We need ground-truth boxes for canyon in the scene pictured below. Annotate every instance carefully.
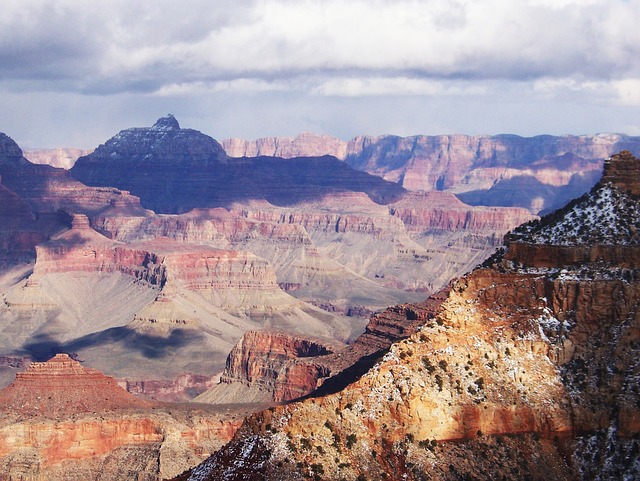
[176,151,640,480]
[30,128,640,217]
[0,117,535,392]
[1,117,638,480]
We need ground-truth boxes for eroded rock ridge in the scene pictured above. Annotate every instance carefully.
[182,152,640,480]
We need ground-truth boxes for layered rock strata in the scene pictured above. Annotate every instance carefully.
[223,132,348,159]
[0,353,150,417]
[23,147,92,169]
[0,354,249,481]
[196,331,339,404]
[180,152,640,481]
[223,132,640,213]
[198,290,450,405]
[0,211,353,385]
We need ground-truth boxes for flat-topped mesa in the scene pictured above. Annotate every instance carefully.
[602,149,640,195]
[0,354,151,418]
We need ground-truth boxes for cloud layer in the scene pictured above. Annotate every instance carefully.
[1,0,639,147]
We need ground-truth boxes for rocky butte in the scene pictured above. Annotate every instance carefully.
[70,115,406,214]
[0,354,248,481]
[178,151,640,480]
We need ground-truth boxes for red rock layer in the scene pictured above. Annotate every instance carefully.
[390,191,534,233]
[0,353,249,480]
[201,289,451,404]
[504,242,640,268]
[0,354,151,418]
[213,331,334,403]
[32,218,280,293]
[120,372,219,402]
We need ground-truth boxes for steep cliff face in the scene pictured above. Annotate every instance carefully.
[182,152,640,481]
[0,182,51,255]
[23,147,92,169]
[0,354,246,481]
[226,192,534,298]
[196,331,338,404]
[223,132,348,159]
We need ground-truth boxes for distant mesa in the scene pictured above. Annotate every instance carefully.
[70,116,405,213]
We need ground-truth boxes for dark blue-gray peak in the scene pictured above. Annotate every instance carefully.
[152,114,180,130]
[70,118,405,214]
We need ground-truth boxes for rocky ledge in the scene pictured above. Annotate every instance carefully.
[196,331,338,404]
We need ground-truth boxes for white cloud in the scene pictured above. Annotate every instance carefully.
[2,0,639,91]
[311,77,488,97]
[154,78,290,96]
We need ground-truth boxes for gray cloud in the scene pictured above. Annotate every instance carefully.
[1,0,639,147]
[3,1,639,89]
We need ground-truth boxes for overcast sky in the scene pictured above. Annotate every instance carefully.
[1,0,639,148]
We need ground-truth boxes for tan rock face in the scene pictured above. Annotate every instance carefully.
[223,132,348,159]
[23,148,92,170]
[183,152,640,481]
[193,265,640,480]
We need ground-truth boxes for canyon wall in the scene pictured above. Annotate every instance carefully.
[23,148,92,169]
[197,331,337,404]
[223,132,640,214]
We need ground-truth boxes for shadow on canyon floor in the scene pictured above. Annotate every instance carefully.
[22,326,203,362]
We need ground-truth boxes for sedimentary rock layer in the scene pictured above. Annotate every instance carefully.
[0,354,247,481]
[224,132,640,213]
